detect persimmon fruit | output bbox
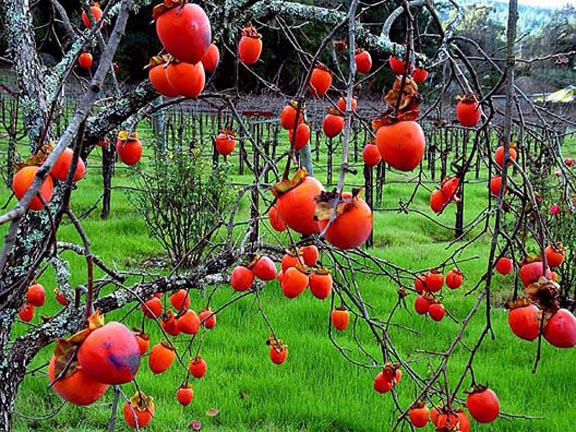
[376,121,425,171]
[78,322,141,385]
[12,166,54,211]
[154,3,211,64]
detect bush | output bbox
[127,145,233,268]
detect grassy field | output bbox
[5,126,576,432]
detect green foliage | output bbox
[521,5,576,88]
[127,143,233,268]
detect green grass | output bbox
[5,125,576,432]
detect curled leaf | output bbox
[152,0,184,21]
[14,141,54,170]
[129,392,154,411]
[146,54,172,69]
[383,77,421,121]
[272,168,308,197]
[314,188,363,221]
[117,130,139,142]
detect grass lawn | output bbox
[4,122,576,431]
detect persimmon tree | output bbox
[0,0,575,431]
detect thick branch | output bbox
[0,0,49,145]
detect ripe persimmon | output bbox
[48,355,109,406]
[81,5,102,29]
[133,330,150,356]
[414,295,429,315]
[281,251,301,272]
[154,2,211,64]
[141,296,162,319]
[543,308,576,348]
[489,176,507,196]
[445,268,463,289]
[331,308,349,330]
[55,289,69,306]
[148,341,176,374]
[495,143,517,167]
[215,130,236,156]
[456,96,482,127]
[288,123,311,150]
[337,96,357,112]
[280,101,303,130]
[409,401,430,428]
[12,166,54,211]
[309,64,332,97]
[169,289,191,311]
[322,112,344,138]
[268,205,286,232]
[309,269,332,300]
[177,310,201,335]
[376,121,425,171]
[424,269,443,292]
[176,385,194,406]
[231,265,254,291]
[545,244,565,267]
[162,311,181,337]
[78,322,141,384]
[466,386,500,423]
[318,192,373,250]
[275,173,324,235]
[26,283,45,307]
[116,134,142,166]
[189,356,207,378]
[436,409,470,432]
[201,43,220,73]
[373,365,402,393]
[428,302,446,322]
[441,176,460,201]
[238,25,262,65]
[414,275,426,293]
[412,67,428,84]
[124,392,155,429]
[50,148,86,182]
[430,189,448,214]
[300,245,319,267]
[269,341,288,365]
[519,261,551,287]
[281,267,309,298]
[355,49,372,74]
[199,309,216,329]
[253,256,277,281]
[78,52,93,70]
[18,303,34,322]
[166,61,205,98]
[362,143,382,167]
[389,56,410,74]
[148,56,178,97]
[495,257,513,275]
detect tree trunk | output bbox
[0,373,18,432]
[455,177,465,240]
[299,143,314,176]
[363,164,374,247]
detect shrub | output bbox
[127,145,233,268]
